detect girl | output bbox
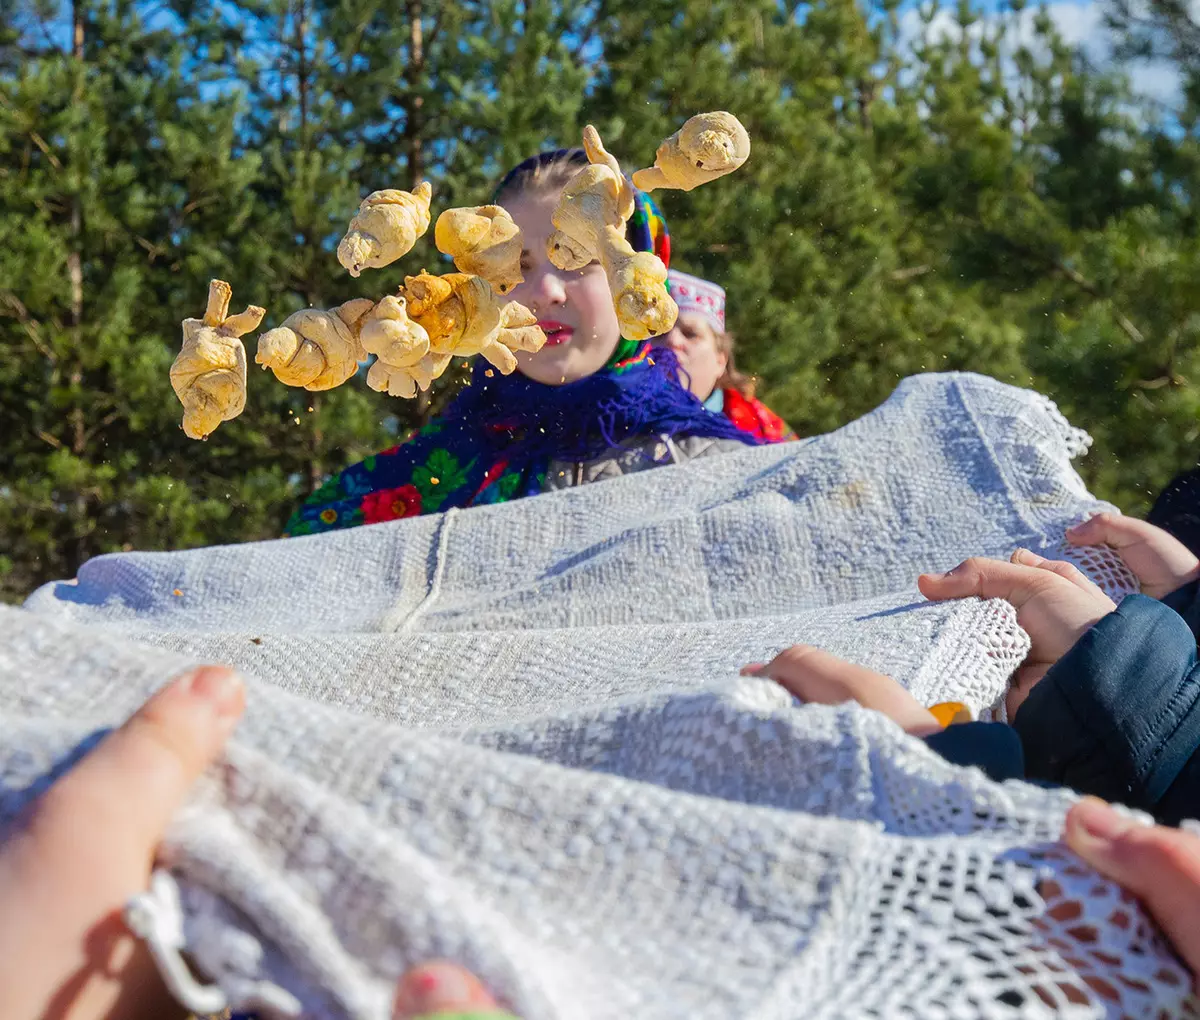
[663,269,796,444]
[286,149,778,537]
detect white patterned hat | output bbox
[667,269,726,334]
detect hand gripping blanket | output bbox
[4,372,1194,1019]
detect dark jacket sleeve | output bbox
[1013,594,1200,825]
[1161,578,1200,643]
[1148,466,1200,560]
[923,722,1026,783]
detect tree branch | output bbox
[889,265,932,282]
[1050,260,1146,344]
[28,130,64,171]
[0,290,56,363]
[83,410,120,446]
[35,428,63,450]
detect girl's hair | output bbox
[494,147,672,275]
[493,148,590,203]
[713,329,757,399]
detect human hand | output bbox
[742,644,942,737]
[1067,512,1200,599]
[1065,798,1200,990]
[0,665,245,1020]
[919,553,1116,716]
[394,960,516,1018]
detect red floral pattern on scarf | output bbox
[360,484,423,524]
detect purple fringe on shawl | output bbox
[441,343,760,470]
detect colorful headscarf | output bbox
[492,148,671,268]
[284,157,753,536]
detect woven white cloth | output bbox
[4,372,1191,1018]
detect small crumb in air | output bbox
[172,589,183,597]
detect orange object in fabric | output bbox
[928,702,973,728]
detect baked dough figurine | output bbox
[358,294,449,399]
[403,271,545,376]
[547,126,677,341]
[337,181,433,278]
[170,279,264,440]
[370,349,452,398]
[631,112,750,193]
[255,298,375,391]
[434,205,523,295]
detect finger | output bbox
[1065,798,1200,982]
[918,557,1055,608]
[754,644,828,691]
[740,663,766,677]
[1010,548,1106,597]
[758,645,880,698]
[0,668,244,1020]
[1066,512,1136,548]
[1006,661,1051,719]
[393,961,504,1018]
[759,645,939,735]
[27,667,244,862]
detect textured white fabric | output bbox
[4,372,1190,1019]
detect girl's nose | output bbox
[530,264,567,310]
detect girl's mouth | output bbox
[538,321,573,347]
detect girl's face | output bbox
[665,312,727,400]
[503,187,623,385]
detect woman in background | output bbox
[663,269,796,444]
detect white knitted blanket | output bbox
[4,372,1192,1018]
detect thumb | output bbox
[1065,798,1200,982]
[393,961,507,1018]
[29,666,245,862]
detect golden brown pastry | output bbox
[255,298,374,391]
[548,126,677,340]
[358,294,445,398]
[403,272,470,349]
[170,280,265,440]
[434,205,524,295]
[631,112,750,193]
[403,271,545,375]
[337,182,433,278]
[367,350,454,398]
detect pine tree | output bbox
[901,1,1200,511]
[585,0,1031,435]
[5,0,1200,601]
[0,0,268,599]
